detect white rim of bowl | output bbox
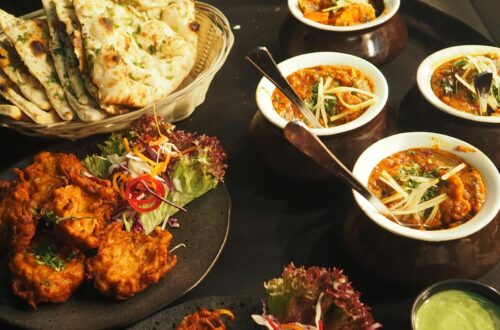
[352,132,500,242]
[417,45,500,124]
[255,52,389,136]
[287,0,400,32]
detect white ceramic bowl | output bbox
[417,45,500,124]
[255,52,388,136]
[352,132,500,242]
[287,0,400,32]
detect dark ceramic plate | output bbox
[128,296,263,330]
[0,144,231,330]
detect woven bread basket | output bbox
[0,2,234,140]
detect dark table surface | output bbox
[0,1,499,329]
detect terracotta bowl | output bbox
[287,0,401,33]
[344,132,500,288]
[249,52,392,180]
[399,86,500,168]
[279,11,407,66]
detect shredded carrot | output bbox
[112,173,129,199]
[181,146,197,155]
[112,172,121,193]
[133,146,158,167]
[153,105,167,139]
[123,137,131,153]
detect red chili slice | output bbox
[125,175,166,213]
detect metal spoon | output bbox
[284,120,393,216]
[474,71,493,116]
[245,47,322,128]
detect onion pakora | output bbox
[86,222,177,300]
[177,308,235,330]
[9,239,84,308]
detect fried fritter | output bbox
[24,151,68,206]
[0,169,36,252]
[45,184,116,250]
[58,153,116,201]
[0,152,66,252]
[0,151,117,252]
[86,222,177,300]
[176,308,235,330]
[9,239,84,308]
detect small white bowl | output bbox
[352,132,500,242]
[288,0,400,32]
[255,52,388,136]
[417,45,500,124]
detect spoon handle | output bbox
[245,47,322,128]
[284,120,391,215]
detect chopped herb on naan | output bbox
[43,0,107,122]
[0,9,74,121]
[73,0,197,107]
[0,70,59,124]
[0,41,52,110]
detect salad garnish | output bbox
[252,263,382,330]
[83,115,227,234]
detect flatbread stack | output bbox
[0,0,198,125]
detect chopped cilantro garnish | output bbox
[30,243,66,272]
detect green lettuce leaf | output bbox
[140,150,219,234]
[82,133,125,178]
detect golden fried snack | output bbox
[0,169,36,252]
[23,152,68,205]
[59,153,116,201]
[9,240,84,308]
[45,184,116,250]
[176,308,235,330]
[86,222,177,300]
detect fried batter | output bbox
[0,169,36,252]
[59,153,116,201]
[24,152,68,206]
[176,308,235,330]
[0,151,117,252]
[44,183,116,250]
[86,222,177,300]
[9,239,84,308]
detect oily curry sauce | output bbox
[272,65,374,127]
[431,53,500,116]
[369,148,486,230]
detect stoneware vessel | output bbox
[345,132,500,287]
[249,52,391,180]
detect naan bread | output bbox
[54,0,86,73]
[0,70,59,124]
[43,0,106,122]
[0,42,52,110]
[0,104,22,120]
[73,0,197,107]
[54,0,125,115]
[0,9,74,121]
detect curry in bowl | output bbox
[272,65,377,128]
[298,0,378,26]
[431,53,500,117]
[368,148,486,231]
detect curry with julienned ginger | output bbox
[298,0,377,26]
[368,148,486,230]
[431,53,500,116]
[272,65,377,128]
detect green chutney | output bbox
[415,289,500,330]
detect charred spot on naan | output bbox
[29,40,46,57]
[99,17,114,34]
